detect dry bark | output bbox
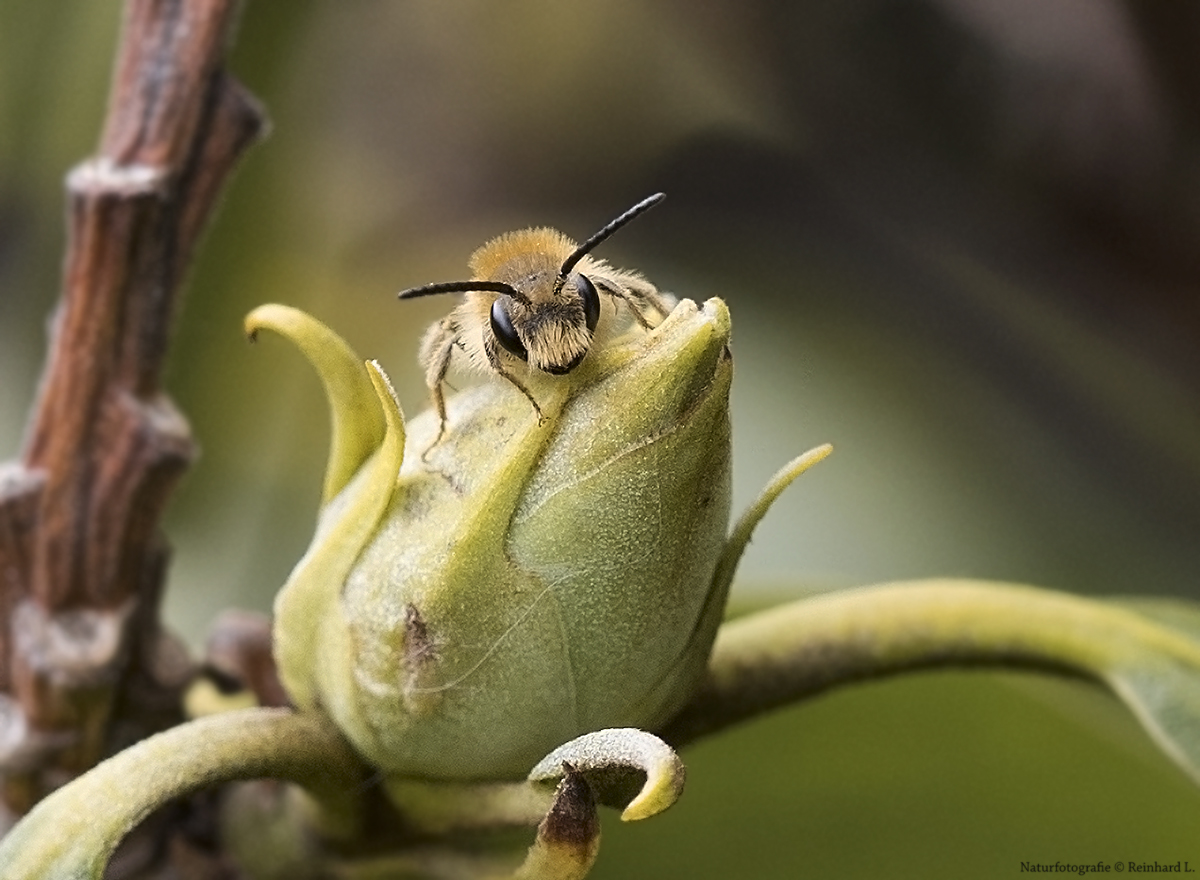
[0,0,266,835]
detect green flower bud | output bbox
[249,298,735,781]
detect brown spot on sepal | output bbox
[401,603,442,715]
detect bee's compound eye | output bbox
[575,274,601,333]
[490,298,528,360]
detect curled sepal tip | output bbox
[245,304,393,503]
[528,728,686,822]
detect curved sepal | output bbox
[272,359,405,715]
[245,304,389,504]
[710,444,833,611]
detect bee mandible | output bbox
[398,193,672,445]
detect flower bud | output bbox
[248,298,733,781]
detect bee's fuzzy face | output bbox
[497,287,595,374]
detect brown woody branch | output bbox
[0,0,265,825]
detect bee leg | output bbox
[417,317,458,454]
[498,369,546,425]
[626,278,674,323]
[596,277,672,329]
[483,336,546,425]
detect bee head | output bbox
[399,193,665,375]
[488,273,600,373]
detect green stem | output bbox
[663,579,1200,747]
[0,707,364,880]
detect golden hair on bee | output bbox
[398,193,672,447]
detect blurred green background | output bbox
[2,1,1199,876]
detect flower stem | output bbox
[663,579,1200,748]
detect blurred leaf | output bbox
[1104,597,1200,786]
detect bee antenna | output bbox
[398,280,527,304]
[558,193,665,278]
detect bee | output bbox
[398,193,672,446]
